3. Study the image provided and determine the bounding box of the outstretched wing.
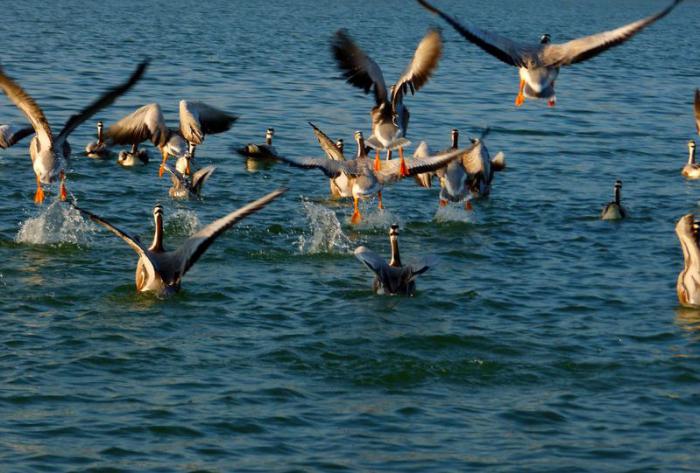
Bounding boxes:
[331,29,388,105]
[179,100,238,145]
[0,66,53,150]
[174,188,287,277]
[416,0,532,67]
[72,203,159,272]
[354,246,389,276]
[542,0,683,67]
[0,124,34,149]
[378,145,473,183]
[191,165,216,195]
[106,103,169,147]
[309,122,345,162]
[410,254,439,278]
[275,153,350,178]
[392,28,443,109]
[56,59,149,144]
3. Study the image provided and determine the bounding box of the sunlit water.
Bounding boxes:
[1,0,700,471]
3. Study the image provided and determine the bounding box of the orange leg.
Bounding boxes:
[515,79,525,107]
[377,191,384,210]
[351,197,362,224]
[374,149,381,171]
[439,199,448,207]
[34,175,45,204]
[59,170,67,201]
[185,157,191,176]
[398,147,408,177]
[158,149,168,177]
[465,199,473,211]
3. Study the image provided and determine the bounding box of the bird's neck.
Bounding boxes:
[389,236,401,267]
[614,187,621,205]
[689,146,696,165]
[150,214,164,252]
[266,136,273,146]
[451,131,459,148]
[97,126,103,144]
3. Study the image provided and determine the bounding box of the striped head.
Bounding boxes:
[540,34,551,44]
[266,128,274,144]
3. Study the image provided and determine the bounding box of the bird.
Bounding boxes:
[417,0,683,107]
[354,224,437,295]
[84,120,111,158]
[72,188,286,297]
[0,123,33,149]
[682,140,700,179]
[675,214,700,308]
[274,130,470,224]
[237,128,279,160]
[105,100,237,177]
[117,143,149,167]
[0,60,148,203]
[308,122,353,199]
[163,163,216,199]
[601,180,626,220]
[412,140,435,189]
[461,133,506,198]
[331,28,442,175]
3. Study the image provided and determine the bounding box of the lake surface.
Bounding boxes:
[1,0,699,471]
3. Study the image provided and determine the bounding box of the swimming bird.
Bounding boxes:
[163,163,216,199]
[331,28,442,175]
[354,224,437,295]
[106,100,236,177]
[237,128,279,160]
[682,140,699,179]
[0,123,33,149]
[601,180,626,220]
[0,60,148,203]
[417,0,683,107]
[117,143,149,167]
[675,214,700,308]
[84,121,110,158]
[274,130,469,224]
[73,188,286,297]
[308,122,353,199]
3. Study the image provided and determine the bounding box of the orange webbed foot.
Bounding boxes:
[351,210,362,225]
[515,94,525,107]
[34,186,45,204]
[439,199,448,208]
[373,150,381,171]
[465,200,473,211]
[398,148,409,177]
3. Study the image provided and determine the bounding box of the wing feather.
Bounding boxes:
[106,103,169,147]
[392,28,443,108]
[378,145,474,183]
[331,29,388,105]
[309,121,345,162]
[0,124,34,149]
[0,67,53,149]
[179,100,238,145]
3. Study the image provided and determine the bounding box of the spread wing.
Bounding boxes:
[72,204,159,273]
[0,66,53,150]
[354,246,389,276]
[542,0,683,67]
[56,59,149,145]
[106,103,170,147]
[416,0,533,67]
[179,100,238,145]
[191,165,216,194]
[0,124,34,149]
[410,254,438,278]
[378,145,473,184]
[275,153,351,178]
[331,29,388,105]
[309,122,345,161]
[695,89,700,135]
[392,28,443,109]
[412,140,434,188]
[174,188,287,277]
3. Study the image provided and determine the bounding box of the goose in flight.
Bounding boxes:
[73,188,286,297]
[0,123,33,149]
[274,130,469,224]
[106,100,237,177]
[601,180,626,220]
[331,28,442,175]
[417,0,683,107]
[0,60,148,203]
[354,224,437,295]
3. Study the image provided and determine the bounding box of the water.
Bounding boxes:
[1,0,699,470]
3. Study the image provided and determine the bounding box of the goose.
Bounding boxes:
[601,180,626,220]
[0,123,33,149]
[73,188,286,297]
[274,130,469,224]
[0,60,148,203]
[117,143,149,167]
[354,224,437,295]
[417,0,683,107]
[237,128,279,160]
[675,214,700,308]
[84,121,111,158]
[682,140,699,179]
[106,100,236,177]
[308,122,353,199]
[163,163,216,199]
[412,140,435,189]
[462,134,505,198]
[331,28,442,175]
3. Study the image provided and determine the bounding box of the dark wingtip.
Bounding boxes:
[416,0,439,14]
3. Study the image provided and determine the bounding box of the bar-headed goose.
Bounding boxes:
[0,60,148,203]
[237,128,278,160]
[682,140,699,179]
[676,214,700,308]
[331,28,442,176]
[417,0,682,107]
[73,188,286,297]
[354,224,437,295]
[0,123,34,149]
[601,180,626,220]
[462,133,505,199]
[163,163,216,200]
[308,122,352,199]
[84,121,111,158]
[117,143,149,167]
[274,130,469,224]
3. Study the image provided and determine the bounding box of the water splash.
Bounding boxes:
[15,201,95,246]
[354,206,402,230]
[433,201,476,224]
[166,209,201,236]
[297,200,351,254]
